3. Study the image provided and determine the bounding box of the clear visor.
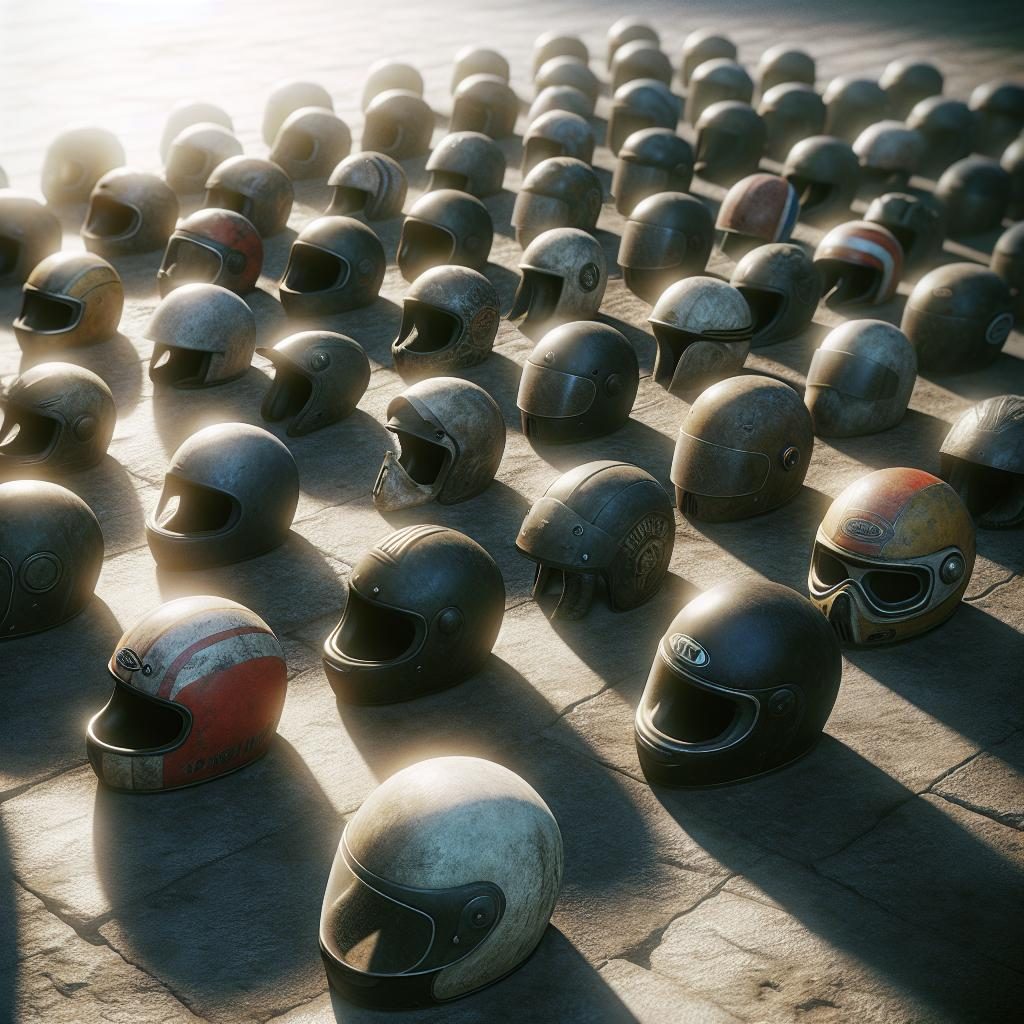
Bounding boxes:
[805,349,899,400]
[517,361,597,418]
[670,430,771,498]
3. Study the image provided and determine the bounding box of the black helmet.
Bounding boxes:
[880,60,943,120]
[1003,137,1024,220]
[322,527,505,704]
[648,276,753,396]
[906,97,976,178]
[608,17,659,67]
[373,377,505,511]
[935,156,1011,238]
[813,220,903,310]
[521,112,594,176]
[534,32,589,77]
[517,322,638,444]
[360,59,423,112]
[901,263,1014,373]
[756,45,815,95]
[852,120,925,194]
[450,46,510,93]
[160,101,233,162]
[397,189,493,282]
[680,29,737,86]
[730,242,822,348]
[535,56,599,107]
[617,192,713,304]
[146,422,299,570]
[671,375,813,521]
[0,192,61,284]
[427,132,506,197]
[204,156,294,237]
[260,331,370,437]
[262,79,334,145]
[279,216,386,317]
[325,152,407,221]
[511,157,602,248]
[608,79,681,156]
[156,208,263,297]
[822,76,888,141]
[41,127,125,205]
[969,80,1024,157]
[164,122,242,194]
[635,578,842,787]
[269,107,352,180]
[694,101,766,187]
[685,59,754,125]
[0,480,103,641]
[362,90,435,160]
[82,169,179,256]
[0,363,116,478]
[940,396,1024,529]
[864,191,944,272]
[516,461,675,618]
[392,266,500,379]
[451,75,518,139]
[992,222,1024,321]
[611,41,673,92]
[758,83,827,161]
[528,85,593,123]
[507,227,607,337]
[782,135,860,226]
[611,128,693,216]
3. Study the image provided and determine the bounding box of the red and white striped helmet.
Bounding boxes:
[87,595,287,792]
[813,220,903,308]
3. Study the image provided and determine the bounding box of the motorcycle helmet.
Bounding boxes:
[528,85,593,123]
[715,173,799,257]
[759,83,827,161]
[82,169,179,256]
[397,190,493,282]
[608,17,659,67]
[813,220,903,309]
[864,191,945,272]
[730,242,821,348]
[694,101,766,187]
[157,209,263,297]
[852,120,925,193]
[521,113,594,176]
[427,132,506,197]
[450,75,518,139]
[611,128,693,216]
[535,57,599,108]
[823,76,888,141]
[262,79,334,145]
[906,97,976,178]
[204,156,294,237]
[685,60,754,125]
[269,107,352,180]
[451,47,510,93]
[0,192,61,284]
[164,122,242,194]
[992,222,1024,321]
[1002,137,1024,221]
[534,32,589,77]
[607,79,681,156]
[782,135,860,226]
[880,60,943,120]
[361,60,424,112]
[611,41,673,92]
[680,29,737,86]
[757,46,815,95]
[362,90,435,160]
[160,101,233,162]
[969,80,1024,157]
[935,156,1011,238]
[325,152,407,221]
[41,127,124,205]
[511,157,602,249]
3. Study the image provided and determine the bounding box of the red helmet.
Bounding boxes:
[86,596,287,792]
[813,220,903,309]
[157,208,263,297]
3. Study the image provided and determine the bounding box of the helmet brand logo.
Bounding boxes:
[669,633,709,668]
[985,312,1013,346]
[842,516,884,541]
[115,647,143,673]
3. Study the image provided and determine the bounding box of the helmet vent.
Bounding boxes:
[680,492,699,517]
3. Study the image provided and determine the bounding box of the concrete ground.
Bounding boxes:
[2,0,1024,1021]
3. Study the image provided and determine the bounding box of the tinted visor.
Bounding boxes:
[670,430,770,498]
[284,242,351,293]
[517,361,597,418]
[806,349,899,400]
[619,220,686,270]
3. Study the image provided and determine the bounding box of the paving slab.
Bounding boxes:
[932,730,1024,830]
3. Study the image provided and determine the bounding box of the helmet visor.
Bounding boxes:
[517,361,597,419]
[619,220,686,270]
[159,237,224,288]
[511,193,570,236]
[806,349,899,400]
[613,162,669,209]
[284,242,351,293]
[670,430,771,498]
[809,542,932,615]
[398,221,457,280]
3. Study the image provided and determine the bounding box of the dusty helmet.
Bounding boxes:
[0,192,61,284]
[164,122,242,194]
[716,173,799,257]
[685,59,754,125]
[680,29,737,86]
[451,47,510,93]
[160,101,233,162]
[992,221,1024,321]
[969,80,1024,157]
[361,60,424,112]
[935,156,1011,238]
[204,156,294,237]
[262,79,334,145]
[608,79,681,156]
[1002,137,1024,221]
[782,135,860,226]
[759,83,827,161]
[757,46,815,94]
[82,169,179,256]
[427,132,506,197]
[694,101,766,187]
[41,127,124,205]
[730,242,821,348]
[325,152,407,221]
[906,97,976,178]
[863,191,944,272]
[362,90,435,160]
[534,32,589,77]
[511,157,602,249]
[397,189,493,282]
[813,220,903,309]
[521,113,594,176]
[157,208,263,297]
[528,85,593,123]
[535,57,599,107]
[611,128,693,216]
[823,76,888,141]
[451,75,518,139]
[611,41,673,92]
[270,107,352,180]
[608,17,659,67]
[880,60,943,120]
[852,120,925,194]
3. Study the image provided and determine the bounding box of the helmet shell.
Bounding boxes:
[757,46,816,94]
[730,242,821,348]
[609,17,659,67]
[157,208,263,297]
[992,221,1024,321]
[1002,136,1024,220]
[534,32,589,78]
[398,189,493,282]
[41,127,124,205]
[361,60,423,113]
[608,79,680,156]
[823,76,889,141]
[853,120,925,192]
[611,128,693,216]
[782,135,860,226]
[611,41,673,92]
[511,157,602,248]
[695,101,766,187]
[716,173,799,256]
[326,152,407,221]
[262,79,333,145]
[969,80,1024,156]
[936,156,1011,237]
[535,56,599,105]
[451,75,518,139]
[428,131,507,196]
[685,59,754,125]
[813,220,903,309]
[759,83,827,161]
[906,97,976,177]
[528,85,593,123]
[680,29,737,86]
[362,90,435,160]
[164,122,242,194]
[270,106,352,180]
[864,191,945,272]
[0,192,61,284]
[451,47,510,93]
[161,101,233,162]
[521,113,594,176]
[205,156,294,237]
[83,169,179,256]
[880,60,943,120]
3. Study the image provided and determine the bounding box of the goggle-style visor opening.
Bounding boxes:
[736,285,785,337]
[944,459,1024,526]
[428,169,470,192]
[15,289,84,335]
[284,243,351,293]
[262,363,313,422]
[790,177,835,214]
[0,410,58,460]
[507,268,564,329]
[328,187,370,216]
[670,430,770,498]
[158,237,224,290]
[820,262,879,308]
[206,187,253,219]
[810,542,931,613]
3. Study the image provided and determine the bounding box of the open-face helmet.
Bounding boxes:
[715,173,799,257]
[813,220,903,309]
[325,152,407,221]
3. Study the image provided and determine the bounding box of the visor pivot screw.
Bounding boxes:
[581,553,589,561]
[781,446,800,470]
[434,430,445,440]
[452,935,461,945]
[768,688,796,716]
[473,911,486,924]
[142,664,153,676]
[940,555,964,584]
[572,525,584,536]
[372,586,380,594]
[544,351,554,363]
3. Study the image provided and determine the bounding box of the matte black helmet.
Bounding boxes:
[686,59,754,126]
[880,60,943,120]
[758,83,827,161]
[82,169,179,256]
[680,29,737,86]
[617,191,713,304]
[373,377,505,511]
[397,189,493,282]
[451,75,518,139]
[730,243,822,348]
[671,375,813,521]
[782,135,861,226]
[901,263,1014,373]
[534,32,589,77]
[813,220,904,310]
[146,422,299,570]
[940,396,1024,529]
[528,85,593,123]
[260,331,370,437]
[1003,137,1024,221]
[392,266,500,380]
[852,120,925,194]
[269,107,352,180]
[0,192,61,284]
[635,578,841,787]
[823,76,889,141]
[262,80,334,145]
[0,480,103,640]
[521,112,594,176]
[517,322,638,444]
[716,174,800,258]
[160,101,233,161]
[450,46,510,93]
[279,216,386,317]
[608,17,659,68]
[935,156,1011,238]
[906,97,976,178]
[535,56,600,107]
[507,227,607,338]
[969,80,1024,157]
[204,156,294,236]
[608,79,681,156]
[757,46,815,95]
[511,157,603,248]
[694,101,766,187]
[992,222,1024,321]
[611,128,693,216]
[611,41,673,92]
[362,90,435,160]
[322,527,505,704]
[325,152,407,221]
[157,208,263,297]
[360,60,424,112]
[864,191,944,272]
[41,127,125,205]
[427,132,506,197]
[164,122,243,194]
[517,461,675,618]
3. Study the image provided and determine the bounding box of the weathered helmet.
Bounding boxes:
[157,208,263,297]
[969,80,1024,157]
[534,32,589,77]
[694,101,766,187]
[809,467,975,645]
[813,220,903,309]
[373,377,505,511]
[269,106,352,180]
[511,157,602,248]
[41,127,124,205]
[992,221,1024,321]
[611,41,673,92]
[757,46,815,94]
[82,169,179,256]
[864,191,944,272]
[319,757,560,1008]
[204,156,294,236]
[901,263,1014,372]
[935,156,1011,238]
[1002,137,1024,221]
[535,56,599,107]
[261,331,369,436]
[879,60,943,120]
[804,320,917,437]
[451,75,518,139]
[940,396,1024,529]
[147,283,256,388]
[0,192,61,284]
[279,216,386,317]
[427,132,506,197]
[611,128,694,216]
[451,46,510,92]
[759,83,827,161]
[86,596,287,792]
[360,60,424,112]
[685,59,754,125]
[517,461,674,618]
[671,375,813,521]
[823,76,889,141]
[397,189,493,282]
[13,252,123,351]
[517,322,638,444]
[782,135,860,226]
[730,242,821,348]
[635,578,842,787]
[160,101,233,162]
[0,363,116,477]
[608,17,659,68]
[392,266,500,379]
[649,276,753,396]
[325,152,407,220]
[906,97,976,178]
[852,120,925,194]
[608,79,681,156]
[715,173,799,257]
[262,79,334,145]
[617,192,713,304]
[528,85,593,123]
[322,531,505,705]
[147,422,299,570]
[0,480,103,640]
[680,29,737,86]
[362,90,435,160]
[521,113,594,176]
[164,122,242,194]
[507,227,607,337]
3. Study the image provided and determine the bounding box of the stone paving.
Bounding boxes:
[1,0,1024,1021]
